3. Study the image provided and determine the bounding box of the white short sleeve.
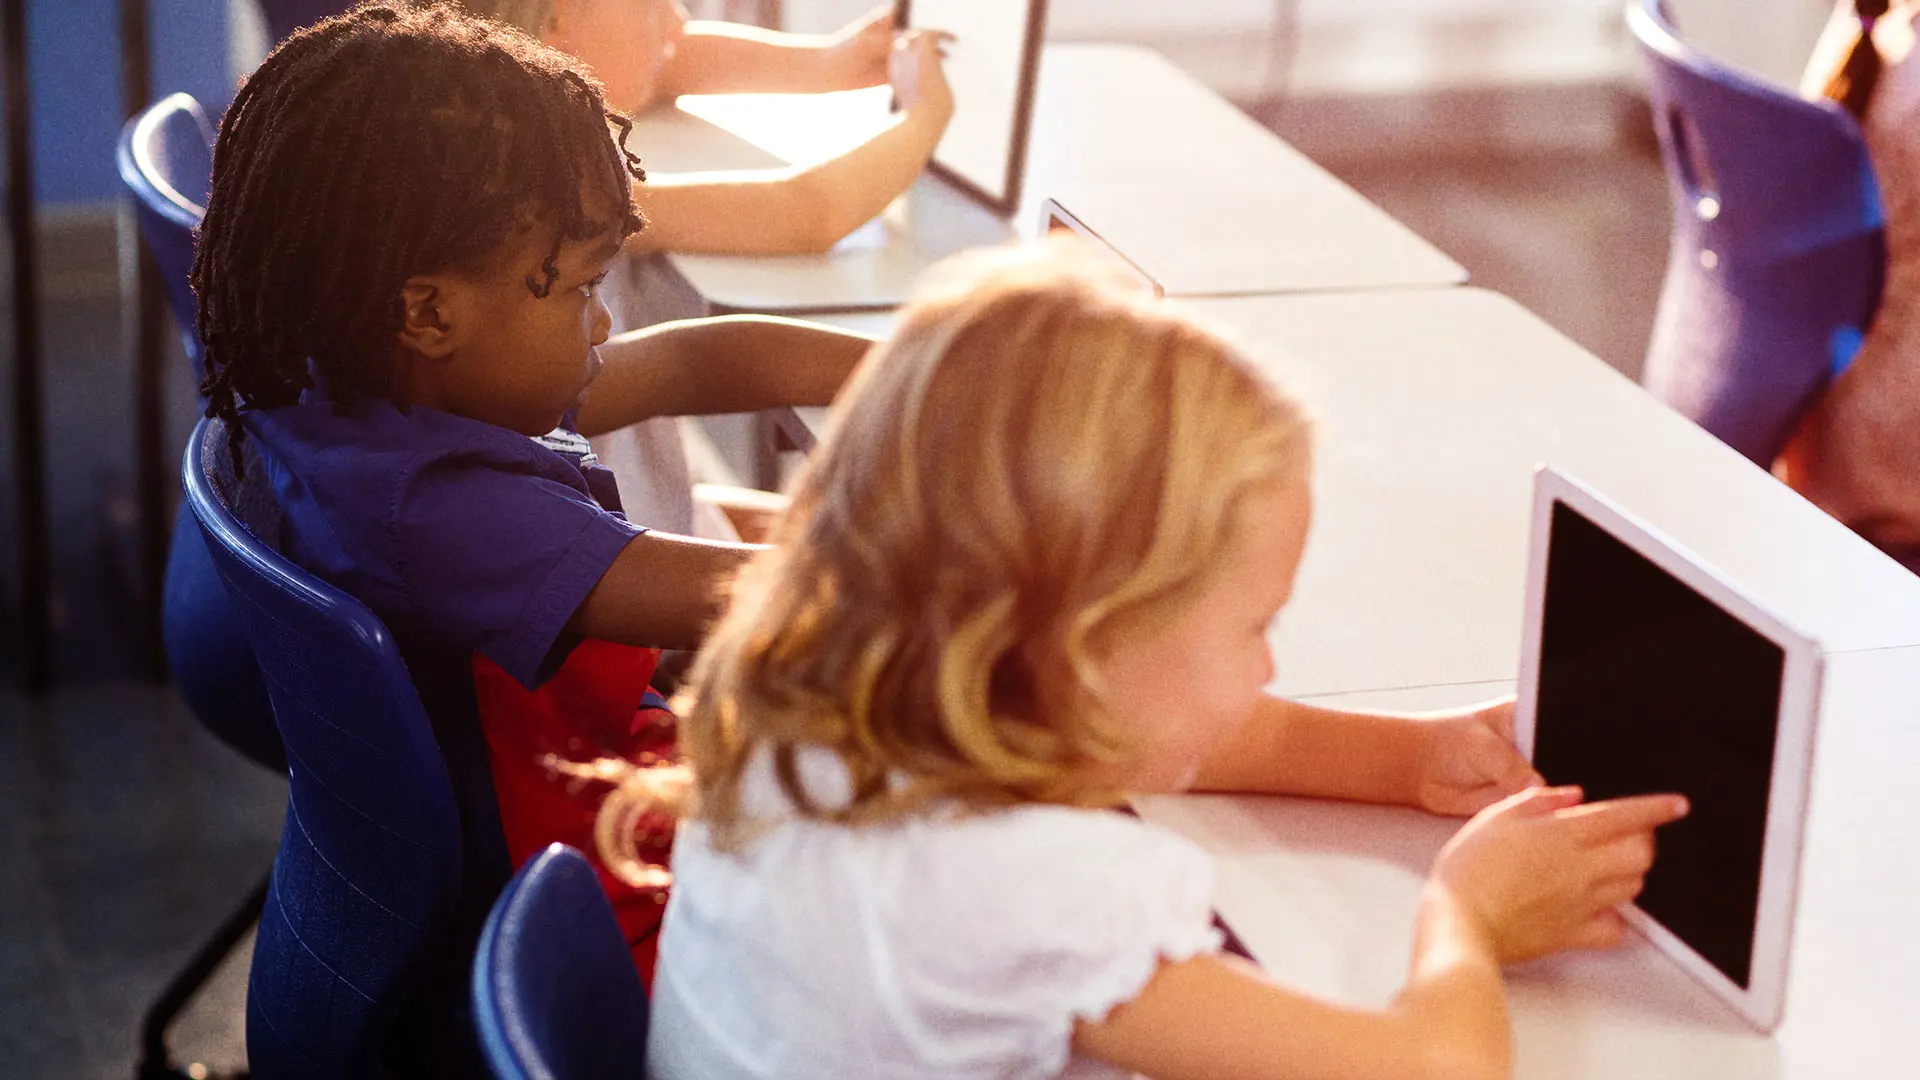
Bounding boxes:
[885,807,1225,1078]
[647,796,1225,1080]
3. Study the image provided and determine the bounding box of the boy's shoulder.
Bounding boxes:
[242,399,601,512]
[245,399,548,475]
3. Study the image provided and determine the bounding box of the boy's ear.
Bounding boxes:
[396,277,463,360]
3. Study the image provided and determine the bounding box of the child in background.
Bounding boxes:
[1788,1,1920,562]
[449,0,953,255]
[191,4,871,998]
[594,243,1688,1079]
[444,1,953,546]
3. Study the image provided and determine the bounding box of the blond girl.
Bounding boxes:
[597,243,1688,1080]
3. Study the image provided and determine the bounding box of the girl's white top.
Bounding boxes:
[646,749,1224,1079]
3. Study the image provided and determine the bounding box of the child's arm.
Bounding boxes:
[566,529,757,651]
[1075,788,1687,1080]
[1190,696,1542,816]
[628,30,952,255]
[662,6,896,96]
[574,315,874,437]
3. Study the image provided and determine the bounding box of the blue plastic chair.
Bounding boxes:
[475,845,650,1080]
[260,0,355,42]
[185,415,466,1077]
[116,91,215,376]
[118,92,291,1080]
[117,91,283,769]
[1633,0,1886,467]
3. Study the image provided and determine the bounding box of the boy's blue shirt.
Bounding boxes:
[238,381,672,987]
[241,392,641,689]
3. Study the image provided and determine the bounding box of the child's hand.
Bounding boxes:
[1432,786,1690,965]
[890,29,955,120]
[823,5,897,88]
[1409,697,1543,817]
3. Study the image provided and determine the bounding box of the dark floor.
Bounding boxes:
[0,685,281,1079]
[1331,148,1669,382]
[0,91,1671,1079]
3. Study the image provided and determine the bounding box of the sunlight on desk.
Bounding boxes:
[675,87,894,167]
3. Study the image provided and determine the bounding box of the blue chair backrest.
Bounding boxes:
[1633,0,1885,466]
[121,95,286,774]
[261,0,354,42]
[117,91,215,378]
[184,416,464,1077]
[474,845,649,1080]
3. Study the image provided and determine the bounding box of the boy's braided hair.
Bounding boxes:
[193,2,646,467]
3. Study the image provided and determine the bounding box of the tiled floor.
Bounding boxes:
[0,88,1672,1079]
[0,685,281,1080]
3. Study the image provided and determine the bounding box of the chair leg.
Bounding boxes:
[135,870,270,1080]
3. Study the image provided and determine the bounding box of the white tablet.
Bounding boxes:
[1040,198,1164,298]
[897,0,1049,215]
[1513,466,1823,1032]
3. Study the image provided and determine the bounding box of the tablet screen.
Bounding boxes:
[1531,499,1785,989]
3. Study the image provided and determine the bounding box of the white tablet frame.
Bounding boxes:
[1038,198,1164,298]
[1513,466,1823,1032]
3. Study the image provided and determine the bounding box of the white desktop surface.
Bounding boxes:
[1022,46,1464,297]
[1191,288,1920,699]
[786,288,1920,698]
[626,44,1462,313]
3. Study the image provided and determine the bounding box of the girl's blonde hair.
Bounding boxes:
[594,240,1313,880]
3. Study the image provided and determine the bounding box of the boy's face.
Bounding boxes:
[549,0,689,113]
[396,193,625,436]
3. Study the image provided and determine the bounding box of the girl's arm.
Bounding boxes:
[663,7,896,96]
[629,30,952,255]
[1074,901,1508,1080]
[573,315,874,437]
[1076,788,1687,1080]
[1190,696,1542,816]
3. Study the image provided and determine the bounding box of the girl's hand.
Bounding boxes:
[1432,786,1690,965]
[1409,697,1543,817]
[890,29,955,119]
[823,5,898,89]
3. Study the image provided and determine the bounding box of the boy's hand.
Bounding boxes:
[1433,786,1689,964]
[824,5,898,88]
[1409,697,1543,817]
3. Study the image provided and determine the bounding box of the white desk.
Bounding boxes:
[784,288,1920,697]
[621,44,1462,316]
[1022,46,1464,297]
[1182,287,1920,698]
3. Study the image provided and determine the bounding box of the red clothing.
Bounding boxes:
[473,639,679,986]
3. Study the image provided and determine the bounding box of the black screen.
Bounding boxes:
[1531,501,1785,989]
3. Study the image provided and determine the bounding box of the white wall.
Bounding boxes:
[1661,0,1834,88]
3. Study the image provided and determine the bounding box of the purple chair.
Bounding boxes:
[1633,0,1886,467]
